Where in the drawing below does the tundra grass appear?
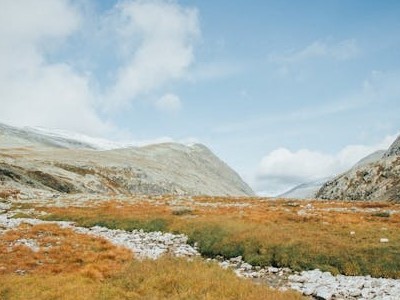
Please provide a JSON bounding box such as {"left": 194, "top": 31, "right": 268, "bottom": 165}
{"left": 0, "top": 225, "right": 301, "bottom": 300}
{"left": 0, "top": 223, "right": 132, "bottom": 279}
{"left": 38, "top": 197, "right": 400, "bottom": 278}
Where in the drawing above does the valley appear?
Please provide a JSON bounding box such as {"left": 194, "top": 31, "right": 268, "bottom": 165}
{"left": 1, "top": 123, "right": 400, "bottom": 299}
{"left": 1, "top": 195, "right": 400, "bottom": 299}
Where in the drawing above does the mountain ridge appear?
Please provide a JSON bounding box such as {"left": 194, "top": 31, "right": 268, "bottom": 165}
{"left": 0, "top": 123, "right": 254, "bottom": 199}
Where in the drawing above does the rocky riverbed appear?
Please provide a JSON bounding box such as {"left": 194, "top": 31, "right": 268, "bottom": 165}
{"left": 0, "top": 212, "right": 199, "bottom": 260}
{"left": 289, "top": 270, "right": 400, "bottom": 300}
{"left": 1, "top": 208, "right": 400, "bottom": 300}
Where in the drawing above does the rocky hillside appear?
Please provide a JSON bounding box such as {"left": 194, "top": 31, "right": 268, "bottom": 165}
{"left": 317, "top": 136, "right": 400, "bottom": 201}
{"left": 0, "top": 123, "right": 254, "bottom": 199}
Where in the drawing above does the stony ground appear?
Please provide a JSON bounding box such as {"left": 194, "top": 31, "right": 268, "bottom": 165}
{"left": 2, "top": 196, "right": 400, "bottom": 299}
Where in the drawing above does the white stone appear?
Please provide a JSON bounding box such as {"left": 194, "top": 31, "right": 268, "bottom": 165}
{"left": 268, "top": 266, "right": 279, "bottom": 273}
{"left": 219, "top": 261, "right": 230, "bottom": 270}
{"left": 288, "top": 274, "right": 306, "bottom": 283}
{"left": 314, "top": 285, "right": 333, "bottom": 300}
{"left": 240, "top": 263, "right": 253, "bottom": 271}
{"left": 14, "top": 238, "right": 40, "bottom": 252}
{"left": 348, "top": 288, "right": 362, "bottom": 297}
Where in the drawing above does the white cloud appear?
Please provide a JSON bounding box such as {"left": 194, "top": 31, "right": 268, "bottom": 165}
{"left": 0, "top": 0, "right": 112, "bottom": 136}
{"left": 155, "top": 93, "right": 182, "bottom": 113}
{"left": 0, "top": 63, "right": 112, "bottom": 136}
{"left": 270, "top": 39, "right": 360, "bottom": 64}
{"left": 0, "top": 0, "right": 200, "bottom": 136}
{"left": 104, "top": 0, "right": 199, "bottom": 109}
{"left": 0, "top": 0, "right": 79, "bottom": 45}
{"left": 255, "top": 135, "right": 397, "bottom": 196}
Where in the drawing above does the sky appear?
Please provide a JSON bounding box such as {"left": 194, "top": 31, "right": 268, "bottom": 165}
{"left": 0, "top": 0, "right": 399, "bottom": 195}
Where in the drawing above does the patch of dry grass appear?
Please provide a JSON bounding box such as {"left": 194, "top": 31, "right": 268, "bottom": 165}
{"left": 0, "top": 223, "right": 132, "bottom": 279}
{"left": 0, "top": 257, "right": 302, "bottom": 300}
{"left": 0, "top": 275, "right": 100, "bottom": 300}
{"left": 101, "top": 257, "right": 303, "bottom": 300}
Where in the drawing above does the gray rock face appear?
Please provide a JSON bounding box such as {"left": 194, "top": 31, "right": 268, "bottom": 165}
{"left": 0, "top": 123, "right": 254, "bottom": 198}
{"left": 317, "top": 136, "right": 400, "bottom": 201}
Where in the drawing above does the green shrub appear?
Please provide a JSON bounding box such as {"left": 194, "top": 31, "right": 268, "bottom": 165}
{"left": 186, "top": 225, "right": 228, "bottom": 257}
{"left": 42, "top": 214, "right": 168, "bottom": 233}
{"left": 171, "top": 207, "right": 193, "bottom": 216}
{"left": 372, "top": 211, "right": 391, "bottom": 218}
{"left": 11, "top": 212, "right": 32, "bottom": 219}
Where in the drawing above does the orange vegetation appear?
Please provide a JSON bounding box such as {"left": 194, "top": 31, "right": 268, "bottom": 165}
{"left": 0, "top": 223, "right": 132, "bottom": 279}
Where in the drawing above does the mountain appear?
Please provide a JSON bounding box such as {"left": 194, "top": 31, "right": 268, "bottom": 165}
{"left": 0, "top": 123, "right": 254, "bottom": 199}
{"left": 277, "top": 150, "right": 385, "bottom": 200}
{"left": 0, "top": 122, "right": 97, "bottom": 150}
{"left": 0, "top": 123, "right": 137, "bottom": 150}
{"left": 277, "top": 177, "right": 332, "bottom": 199}
{"left": 316, "top": 137, "right": 400, "bottom": 201}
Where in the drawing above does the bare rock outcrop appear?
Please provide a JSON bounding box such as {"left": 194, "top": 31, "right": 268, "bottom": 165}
{"left": 317, "top": 136, "right": 400, "bottom": 201}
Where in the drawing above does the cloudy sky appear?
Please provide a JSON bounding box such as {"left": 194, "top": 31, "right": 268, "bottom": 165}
{"left": 1, "top": 0, "right": 399, "bottom": 195}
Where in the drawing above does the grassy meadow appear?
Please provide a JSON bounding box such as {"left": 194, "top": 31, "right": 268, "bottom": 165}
{"left": 33, "top": 196, "right": 400, "bottom": 278}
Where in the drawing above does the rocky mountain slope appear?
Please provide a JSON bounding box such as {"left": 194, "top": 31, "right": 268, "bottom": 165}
{"left": 0, "top": 123, "right": 254, "bottom": 199}
{"left": 317, "top": 136, "right": 400, "bottom": 201}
